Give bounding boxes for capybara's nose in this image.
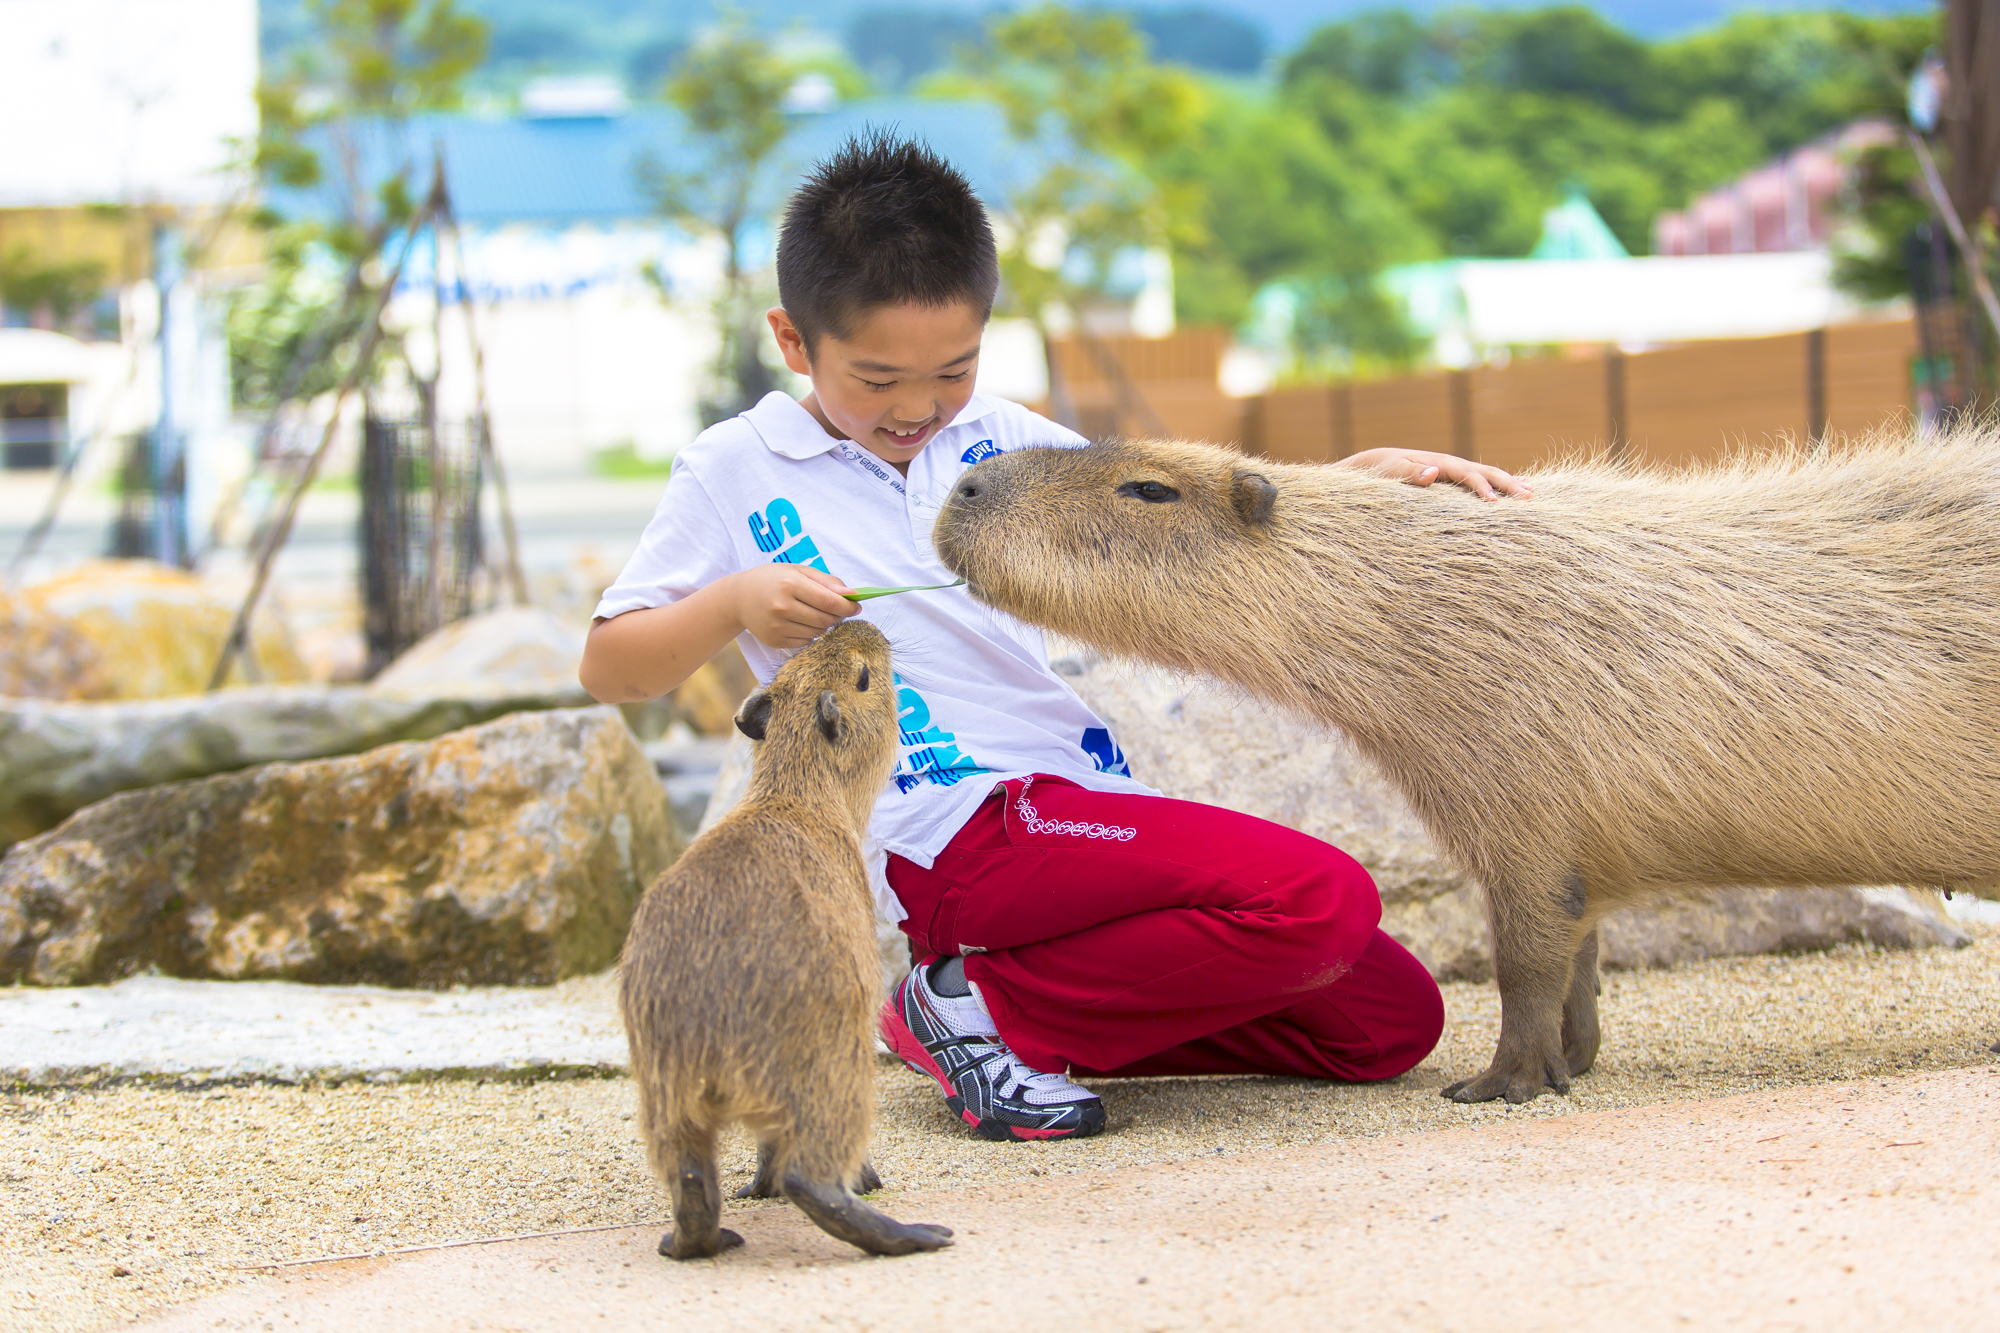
[953,477,983,503]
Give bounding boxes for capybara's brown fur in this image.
[933,432,2000,1105]
[618,621,952,1257]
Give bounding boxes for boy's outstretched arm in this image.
[1338,448,1533,501]
[579,564,862,703]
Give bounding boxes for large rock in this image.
[369,606,590,696]
[0,684,596,850]
[0,560,308,699]
[0,597,109,700]
[371,604,755,739]
[670,642,760,736]
[0,706,682,987]
[1055,650,1969,979]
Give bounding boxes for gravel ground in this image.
[7,927,1998,1333]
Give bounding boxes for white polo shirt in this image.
[595,391,1154,921]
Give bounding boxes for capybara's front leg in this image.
[1444,877,1578,1104]
[783,1175,954,1256]
[660,1145,744,1260]
[1561,927,1601,1078]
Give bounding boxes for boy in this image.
[583,133,1528,1142]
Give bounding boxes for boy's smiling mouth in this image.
[881,419,936,444]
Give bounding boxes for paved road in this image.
[0,471,667,587]
[135,1066,2000,1332]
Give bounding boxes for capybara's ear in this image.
[1232,469,1277,527]
[735,689,773,741]
[856,661,871,692]
[817,690,842,742]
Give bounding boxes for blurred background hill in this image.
[261,2,1939,89]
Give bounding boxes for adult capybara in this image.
[932,433,2000,1105]
[618,620,952,1257]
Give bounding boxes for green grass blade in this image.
[844,579,966,602]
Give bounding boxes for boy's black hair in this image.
[777,130,999,354]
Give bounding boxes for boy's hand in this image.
[726,563,863,649]
[1339,448,1533,501]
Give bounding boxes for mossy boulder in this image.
[0,706,682,987]
[0,560,308,700]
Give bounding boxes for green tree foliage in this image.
[967,5,1205,334]
[233,0,488,413]
[0,249,109,328]
[1833,140,1933,304]
[639,25,798,424]
[1154,4,1936,371]
[1156,88,1421,368]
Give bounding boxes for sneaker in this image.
[880,962,1106,1142]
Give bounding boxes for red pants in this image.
[888,775,1443,1081]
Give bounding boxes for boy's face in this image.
[769,300,984,471]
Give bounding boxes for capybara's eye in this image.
[1119,480,1180,504]
[856,663,871,692]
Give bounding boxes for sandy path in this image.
[133,1065,2000,1331]
[6,931,1997,1331]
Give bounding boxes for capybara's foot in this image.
[734,1145,781,1199]
[1561,930,1602,1078]
[658,1227,744,1260]
[853,1220,954,1255]
[855,1160,883,1194]
[784,1175,955,1256]
[1562,1020,1600,1079]
[1442,1046,1571,1104]
[1560,993,1600,1078]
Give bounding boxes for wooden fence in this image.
[1050,317,1920,473]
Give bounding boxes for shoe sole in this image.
[877,990,1106,1143]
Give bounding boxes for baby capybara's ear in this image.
[817,690,841,742]
[735,689,773,741]
[1232,469,1277,527]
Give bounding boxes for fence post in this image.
[1331,385,1355,459]
[1806,327,1828,449]
[1605,347,1628,461]
[1449,370,1474,461]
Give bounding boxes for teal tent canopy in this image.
[1530,189,1630,261]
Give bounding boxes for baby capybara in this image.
[618,620,952,1257]
[933,433,2000,1105]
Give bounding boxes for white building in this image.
[0,0,255,555]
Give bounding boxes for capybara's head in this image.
[932,439,1282,650]
[733,620,898,811]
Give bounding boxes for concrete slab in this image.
[0,972,625,1085]
[133,1065,2000,1331]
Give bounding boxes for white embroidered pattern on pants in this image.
[1013,776,1137,841]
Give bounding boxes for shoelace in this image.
[939,1034,1089,1105]
[1003,1062,1092,1104]
[914,975,1092,1106]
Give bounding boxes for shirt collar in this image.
[743,391,1004,461]
[744,392,838,460]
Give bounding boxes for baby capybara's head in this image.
[932,440,1279,646]
[733,621,898,805]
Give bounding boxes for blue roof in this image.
[277,98,1037,228]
